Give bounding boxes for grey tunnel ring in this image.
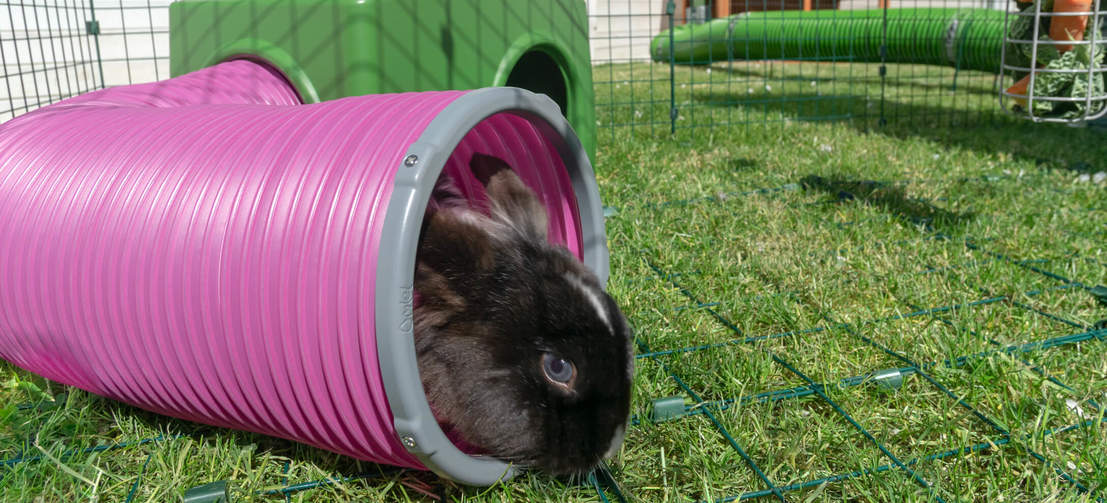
[374,87,608,486]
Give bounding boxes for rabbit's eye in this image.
[541,353,576,386]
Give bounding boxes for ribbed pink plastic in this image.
[23,59,303,111]
[0,60,582,470]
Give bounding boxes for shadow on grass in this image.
[700,62,998,99]
[799,174,975,230]
[108,401,437,495]
[0,364,595,500]
[730,157,760,171]
[0,376,427,498]
[87,396,616,500]
[691,89,1107,173]
[2,381,604,500]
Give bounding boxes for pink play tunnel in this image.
[0,60,608,485]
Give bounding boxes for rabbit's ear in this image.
[470,153,548,242]
[416,208,497,283]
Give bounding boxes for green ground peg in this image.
[871,369,904,393]
[650,396,686,423]
[1090,285,1107,306]
[183,480,231,503]
[44,392,67,410]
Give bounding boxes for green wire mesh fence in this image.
[4,0,1093,128]
[1,0,167,121]
[2,0,99,120]
[599,169,1106,501]
[5,0,1014,127]
[588,0,1014,139]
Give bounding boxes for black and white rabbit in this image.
[413,153,633,476]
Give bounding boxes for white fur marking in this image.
[604,423,626,460]
[626,340,636,380]
[565,273,612,333]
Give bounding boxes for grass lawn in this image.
[2,60,1105,502]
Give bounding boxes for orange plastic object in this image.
[1006,74,1032,107]
[1050,0,1093,52]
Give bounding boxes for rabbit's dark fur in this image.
[413,153,633,475]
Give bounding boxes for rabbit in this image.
[413,152,634,476]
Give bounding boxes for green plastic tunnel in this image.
[651,8,1007,74]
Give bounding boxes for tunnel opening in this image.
[506,50,569,118]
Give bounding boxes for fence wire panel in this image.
[589,0,671,138]
[0,0,101,121]
[0,0,166,121]
[92,0,168,86]
[588,0,1011,138]
[599,171,1106,502]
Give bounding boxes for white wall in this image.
[93,0,171,86]
[587,0,667,64]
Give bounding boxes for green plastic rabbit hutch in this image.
[168,0,596,160]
